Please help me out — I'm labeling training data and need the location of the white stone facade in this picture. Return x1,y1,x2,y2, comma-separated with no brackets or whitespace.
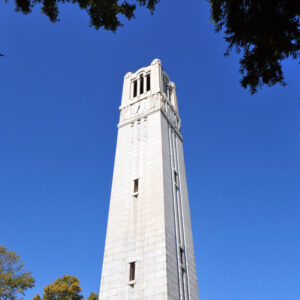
99,59,199,300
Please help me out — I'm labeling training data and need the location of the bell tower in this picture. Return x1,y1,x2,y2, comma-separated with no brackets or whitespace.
99,59,199,299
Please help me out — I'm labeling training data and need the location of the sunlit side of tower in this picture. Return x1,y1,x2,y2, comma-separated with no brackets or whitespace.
99,59,199,300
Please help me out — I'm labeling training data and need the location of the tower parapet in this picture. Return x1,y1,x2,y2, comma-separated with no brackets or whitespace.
119,59,181,134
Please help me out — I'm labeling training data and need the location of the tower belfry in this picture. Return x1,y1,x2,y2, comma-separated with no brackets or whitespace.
99,59,199,299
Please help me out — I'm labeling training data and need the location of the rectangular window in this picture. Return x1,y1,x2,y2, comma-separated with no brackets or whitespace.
146,74,151,91
133,80,137,97
133,179,139,193
140,76,144,94
174,171,179,186
129,262,135,281
179,247,184,265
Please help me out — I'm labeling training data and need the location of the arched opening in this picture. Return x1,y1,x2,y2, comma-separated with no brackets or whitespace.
140,75,144,94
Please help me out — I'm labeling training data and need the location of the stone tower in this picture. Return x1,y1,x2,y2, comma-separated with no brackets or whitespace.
99,59,199,300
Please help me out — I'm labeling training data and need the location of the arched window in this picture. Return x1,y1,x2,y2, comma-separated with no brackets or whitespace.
140,75,144,94
146,74,151,91
133,80,137,98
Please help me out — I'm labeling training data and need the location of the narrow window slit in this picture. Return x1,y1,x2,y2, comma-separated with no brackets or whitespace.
133,179,139,193
129,262,135,281
146,74,151,91
140,75,144,94
174,170,179,186
133,80,137,97
179,247,184,265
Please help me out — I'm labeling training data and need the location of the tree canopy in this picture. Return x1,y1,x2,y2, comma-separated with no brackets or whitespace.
13,0,158,31
42,275,83,300
32,277,97,300
7,0,300,94
87,292,98,300
0,245,35,299
210,0,300,94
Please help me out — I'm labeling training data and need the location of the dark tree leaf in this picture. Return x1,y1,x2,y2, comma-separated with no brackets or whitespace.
210,0,300,93
11,0,159,31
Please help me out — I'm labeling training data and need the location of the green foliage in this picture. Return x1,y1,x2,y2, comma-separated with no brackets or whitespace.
7,0,299,94
87,292,98,300
42,275,83,300
33,294,42,300
0,245,35,300
210,0,300,94
11,0,159,31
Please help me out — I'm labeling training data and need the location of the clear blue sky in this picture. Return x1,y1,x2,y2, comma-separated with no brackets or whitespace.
0,0,299,299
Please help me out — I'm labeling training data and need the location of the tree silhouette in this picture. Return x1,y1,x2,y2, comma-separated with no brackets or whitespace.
6,0,300,94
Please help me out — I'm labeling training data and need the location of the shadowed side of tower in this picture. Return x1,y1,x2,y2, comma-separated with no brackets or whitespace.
99,59,199,300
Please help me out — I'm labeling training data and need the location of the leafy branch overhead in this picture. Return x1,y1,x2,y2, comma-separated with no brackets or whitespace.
14,0,159,31
10,0,300,94
210,0,300,94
